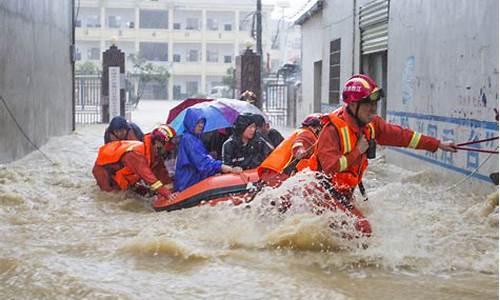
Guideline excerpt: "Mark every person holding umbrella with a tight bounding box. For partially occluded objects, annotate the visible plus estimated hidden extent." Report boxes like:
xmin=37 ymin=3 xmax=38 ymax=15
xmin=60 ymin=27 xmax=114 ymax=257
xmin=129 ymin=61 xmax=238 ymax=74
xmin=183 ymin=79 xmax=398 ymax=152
xmin=174 ymin=108 xmax=242 ymax=192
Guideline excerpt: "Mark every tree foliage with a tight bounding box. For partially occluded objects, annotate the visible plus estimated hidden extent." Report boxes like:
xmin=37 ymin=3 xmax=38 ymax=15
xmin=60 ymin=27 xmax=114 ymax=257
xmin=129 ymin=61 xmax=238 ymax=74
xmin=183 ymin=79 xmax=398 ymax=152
xmin=126 ymin=53 xmax=170 ymax=106
xmin=75 ymin=61 xmax=101 ymax=75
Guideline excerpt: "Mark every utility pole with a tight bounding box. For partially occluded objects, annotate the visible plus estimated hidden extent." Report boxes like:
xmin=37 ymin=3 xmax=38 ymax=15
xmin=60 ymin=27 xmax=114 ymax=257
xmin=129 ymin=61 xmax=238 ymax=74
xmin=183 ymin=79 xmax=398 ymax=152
xmin=256 ymin=0 xmax=263 ymax=59
xmin=256 ymin=0 xmax=263 ymax=108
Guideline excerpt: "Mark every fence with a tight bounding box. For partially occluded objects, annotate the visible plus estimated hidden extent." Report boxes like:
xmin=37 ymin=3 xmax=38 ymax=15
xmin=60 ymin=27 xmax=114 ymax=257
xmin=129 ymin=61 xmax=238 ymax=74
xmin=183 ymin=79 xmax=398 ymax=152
xmin=75 ymin=74 xmax=132 ymax=124
xmin=75 ymin=75 xmax=102 ymax=124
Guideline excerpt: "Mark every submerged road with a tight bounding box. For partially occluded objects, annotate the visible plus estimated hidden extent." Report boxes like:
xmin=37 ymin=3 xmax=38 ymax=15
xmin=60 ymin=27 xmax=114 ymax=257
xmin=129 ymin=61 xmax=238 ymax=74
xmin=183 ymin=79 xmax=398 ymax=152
xmin=0 ymin=100 xmax=497 ymax=299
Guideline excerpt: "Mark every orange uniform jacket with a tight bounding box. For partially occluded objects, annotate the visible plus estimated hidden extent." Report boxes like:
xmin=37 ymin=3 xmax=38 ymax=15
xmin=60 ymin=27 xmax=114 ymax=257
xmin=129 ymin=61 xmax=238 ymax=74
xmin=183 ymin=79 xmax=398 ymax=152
xmin=92 ymin=136 xmax=172 ymax=192
xmin=258 ymin=127 xmax=318 ymax=185
xmin=315 ymin=106 xmax=439 ymax=185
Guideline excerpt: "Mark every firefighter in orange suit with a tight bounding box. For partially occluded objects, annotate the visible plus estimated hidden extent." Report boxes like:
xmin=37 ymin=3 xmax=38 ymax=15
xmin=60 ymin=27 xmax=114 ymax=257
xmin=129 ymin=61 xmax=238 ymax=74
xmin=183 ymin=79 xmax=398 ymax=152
xmin=309 ymin=74 xmax=457 ymax=235
xmin=258 ymin=113 xmax=323 ymax=186
xmin=92 ymin=124 xmax=177 ymax=198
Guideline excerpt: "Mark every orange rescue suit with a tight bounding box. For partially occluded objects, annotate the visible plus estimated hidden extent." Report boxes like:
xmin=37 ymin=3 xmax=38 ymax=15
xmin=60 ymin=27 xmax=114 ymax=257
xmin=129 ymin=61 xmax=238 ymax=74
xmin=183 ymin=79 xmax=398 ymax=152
xmin=258 ymin=127 xmax=318 ymax=184
xmin=94 ymin=140 xmax=151 ymax=190
xmin=309 ymin=106 xmax=440 ymax=191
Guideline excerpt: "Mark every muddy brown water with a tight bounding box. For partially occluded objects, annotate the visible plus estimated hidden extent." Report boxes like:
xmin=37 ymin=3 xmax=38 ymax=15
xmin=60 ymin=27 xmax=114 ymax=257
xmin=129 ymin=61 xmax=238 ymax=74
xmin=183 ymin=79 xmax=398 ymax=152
xmin=0 ymin=101 xmax=497 ymax=299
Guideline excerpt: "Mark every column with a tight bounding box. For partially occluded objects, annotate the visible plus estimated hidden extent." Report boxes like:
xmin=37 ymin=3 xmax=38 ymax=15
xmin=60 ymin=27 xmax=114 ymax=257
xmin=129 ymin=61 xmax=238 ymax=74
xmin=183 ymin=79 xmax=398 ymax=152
xmin=168 ymin=8 xmax=175 ymax=100
xmin=234 ymin=10 xmax=240 ymax=59
xmin=168 ymin=74 xmax=174 ymax=101
xmin=134 ymin=6 xmax=140 ymax=53
xmin=201 ymin=9 xmax=207 ymax=94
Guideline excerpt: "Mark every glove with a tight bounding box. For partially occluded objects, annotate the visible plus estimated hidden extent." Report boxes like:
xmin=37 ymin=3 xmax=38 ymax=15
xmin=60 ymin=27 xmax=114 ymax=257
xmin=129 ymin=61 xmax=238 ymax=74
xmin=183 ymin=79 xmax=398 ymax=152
xmin=156 ymin=186 xmax=172 ymax=198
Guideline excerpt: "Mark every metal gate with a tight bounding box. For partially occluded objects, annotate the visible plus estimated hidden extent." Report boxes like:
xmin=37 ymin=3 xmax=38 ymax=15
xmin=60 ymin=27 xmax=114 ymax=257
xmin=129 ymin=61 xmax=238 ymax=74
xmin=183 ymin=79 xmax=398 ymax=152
xmin=263 ymin=83 xmax=288 ymax=127
xmin=75 ymin=75 xmax=102 ymax=124
xmin=75 ymin=74 xmax=133 ymax=124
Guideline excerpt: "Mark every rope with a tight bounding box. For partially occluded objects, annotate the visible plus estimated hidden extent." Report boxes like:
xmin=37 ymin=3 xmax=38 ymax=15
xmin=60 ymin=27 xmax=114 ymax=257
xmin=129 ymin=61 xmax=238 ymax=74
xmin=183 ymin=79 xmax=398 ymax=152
xmin=455 ymin=146 xmax=498 ymax=154
xmin=457 ymin=136 xmax=498 ymax=146
xmin=0 ymin=95 xmax=56 ymax=165
xmin=428 ymin=146 xmax=498 ymax=194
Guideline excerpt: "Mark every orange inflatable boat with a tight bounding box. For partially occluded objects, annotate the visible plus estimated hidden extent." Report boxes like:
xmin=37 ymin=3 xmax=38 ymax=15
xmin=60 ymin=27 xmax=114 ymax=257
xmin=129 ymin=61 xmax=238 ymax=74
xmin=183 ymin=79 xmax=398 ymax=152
xmin=152 ymin=169 xmax=260 ymax=211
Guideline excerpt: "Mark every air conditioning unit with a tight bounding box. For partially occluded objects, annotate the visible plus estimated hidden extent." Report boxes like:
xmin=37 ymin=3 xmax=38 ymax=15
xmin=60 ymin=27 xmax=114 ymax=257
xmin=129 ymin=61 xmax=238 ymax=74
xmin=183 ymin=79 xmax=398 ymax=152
xmin=152 ymin=31 xmax=156 ymax=37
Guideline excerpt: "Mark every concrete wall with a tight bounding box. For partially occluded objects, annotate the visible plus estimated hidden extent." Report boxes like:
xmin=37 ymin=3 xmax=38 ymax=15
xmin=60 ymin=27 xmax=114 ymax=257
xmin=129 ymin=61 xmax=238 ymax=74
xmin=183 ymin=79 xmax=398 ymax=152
xmin=0 ymin=0 xmax=73 ymax=163
xmin=298 ymin=12 xmax=323 ymax=126
xmin=385 ymin=0 xmax=499 ymax=186
xmin=298 ymin=0 xmax=498 ymax=188
xmin=299 ymin=0 xmax=374 ymax=125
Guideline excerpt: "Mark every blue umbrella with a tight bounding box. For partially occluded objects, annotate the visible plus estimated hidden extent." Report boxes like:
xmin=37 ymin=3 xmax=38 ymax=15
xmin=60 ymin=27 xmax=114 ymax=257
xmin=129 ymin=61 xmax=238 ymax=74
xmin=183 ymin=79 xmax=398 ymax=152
xmin=170 ymin=103 xmax=233 ymax=135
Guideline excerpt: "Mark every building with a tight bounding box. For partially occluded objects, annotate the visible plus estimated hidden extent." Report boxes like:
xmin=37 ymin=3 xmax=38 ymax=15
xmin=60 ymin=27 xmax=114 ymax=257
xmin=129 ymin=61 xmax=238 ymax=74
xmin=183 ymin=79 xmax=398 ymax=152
xmin=295 ymin=0 xmax=498 ymax=188
xmin=0 ymin=0 xmax=74 ymax=163
xmin=75 ymin=0 xmax=275 ymax=100
xmin=267 ymin=19 xmax=301 ymax=71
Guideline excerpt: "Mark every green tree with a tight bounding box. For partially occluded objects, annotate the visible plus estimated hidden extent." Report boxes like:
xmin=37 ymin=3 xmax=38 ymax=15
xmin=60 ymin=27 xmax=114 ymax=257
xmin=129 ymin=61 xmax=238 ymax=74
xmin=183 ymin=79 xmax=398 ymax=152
xmin=127 ymin=53 xmax=170 ymax=107
xmin=75 ymin=60 xmax=101 ymax=75
xmin=222 ymin=67 xmax=236 ymax=98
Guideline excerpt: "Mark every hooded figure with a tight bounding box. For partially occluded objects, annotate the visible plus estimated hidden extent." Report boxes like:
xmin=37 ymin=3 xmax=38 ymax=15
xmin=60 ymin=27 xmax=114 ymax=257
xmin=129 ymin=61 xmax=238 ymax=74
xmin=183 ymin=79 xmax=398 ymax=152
xmin=221 ymin=113 xmax=268 ymax=170
xmin=104 ymin=116 xmax=144 ymax=144
xmin=174 ymin=108 xmax=224 ymax=192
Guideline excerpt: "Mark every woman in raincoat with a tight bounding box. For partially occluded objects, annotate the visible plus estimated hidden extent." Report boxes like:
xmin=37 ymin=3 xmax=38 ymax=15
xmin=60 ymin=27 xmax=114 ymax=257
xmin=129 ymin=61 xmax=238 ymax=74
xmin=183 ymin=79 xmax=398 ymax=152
xmin=174 ymin=108 xmax=242 ymax=192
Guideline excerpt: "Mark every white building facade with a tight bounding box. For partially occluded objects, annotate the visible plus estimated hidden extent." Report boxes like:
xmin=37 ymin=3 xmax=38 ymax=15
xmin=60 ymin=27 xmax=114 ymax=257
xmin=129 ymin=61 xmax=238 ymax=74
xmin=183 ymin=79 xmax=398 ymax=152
xmin=295 ymin=0 xmax=498 ymax=189
xmin=76 ymin=0 xmax=274 ymax=100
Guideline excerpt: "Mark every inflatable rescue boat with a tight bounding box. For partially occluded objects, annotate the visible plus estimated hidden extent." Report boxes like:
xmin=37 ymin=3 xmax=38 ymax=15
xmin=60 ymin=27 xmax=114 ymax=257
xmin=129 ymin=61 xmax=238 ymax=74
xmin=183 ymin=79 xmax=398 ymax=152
xmin=152 ymin=169 xmax=260 ymax=211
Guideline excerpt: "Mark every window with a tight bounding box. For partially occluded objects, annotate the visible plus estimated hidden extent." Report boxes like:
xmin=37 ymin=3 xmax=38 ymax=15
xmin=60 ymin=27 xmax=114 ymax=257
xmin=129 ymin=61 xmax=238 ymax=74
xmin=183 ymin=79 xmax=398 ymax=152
xmin=88 ymin=48 xmax=100 ymax=60
xmin=207 ymin=19 xmax=218 ymax=31
xmin=329 ymin=38 xmax=341 ymax=104
xmin=139 ymin=10 xmax=168 ymax=29
xmin=186 ymin=81 xmax=199 ymax=96
xmin=86 ymin=15 xmax=100 ymax=28
xmin=143 ymin=82 xmax=167 ymax=99
xmin=207 ymin=50 xmax=218 ymax=62
xmin=173 ymin=23 xmax=181 ymax=30
xmin=224 ymin=24 xmax=232 ymax=31
xmin=224 ymin=55 xmax=232 ymax=63
xmin=139 ymin=42 xmax=168 ymax=61
xmin=239 ymin=12 xmax=253 ymax=31
xmin=75 ymin=48 xmax=82 ymax=61
xmin=173 ymin=54 xmax=181 ymax=62
xmin=187 ymin=50 xmax=199 ymax=62
xmin=186 ymin=18 xmax=199 ymax=30
xmin=173 ymin=85 xmax=182 ymax=99
xmin=75 ymin=20 xmax=82 ymax=27
xmin=108 ymin=16 xmax=121 ymax=28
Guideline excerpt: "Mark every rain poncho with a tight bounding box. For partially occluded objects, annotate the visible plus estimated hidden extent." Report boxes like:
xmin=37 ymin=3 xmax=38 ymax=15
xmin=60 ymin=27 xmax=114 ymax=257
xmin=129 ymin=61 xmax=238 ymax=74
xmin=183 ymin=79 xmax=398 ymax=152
xmin=174 ymin=109 xmax=222 ymax=192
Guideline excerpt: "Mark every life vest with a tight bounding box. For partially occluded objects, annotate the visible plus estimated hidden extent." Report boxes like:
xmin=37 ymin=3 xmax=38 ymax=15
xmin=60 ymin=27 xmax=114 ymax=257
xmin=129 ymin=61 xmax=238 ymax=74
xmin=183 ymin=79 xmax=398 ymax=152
xmin=309 ymin=111 xmax=376 ymax=190
xmin=95 ymin=138 xmax=153 ymax=190
xmin=257 ymin=128 xmax=315 ymax=177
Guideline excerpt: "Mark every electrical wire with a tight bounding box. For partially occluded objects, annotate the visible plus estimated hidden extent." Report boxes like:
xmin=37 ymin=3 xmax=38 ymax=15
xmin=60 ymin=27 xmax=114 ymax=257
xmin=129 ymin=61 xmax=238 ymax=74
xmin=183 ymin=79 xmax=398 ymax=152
xmin=0 ymin=95 xmax=56 ymax=165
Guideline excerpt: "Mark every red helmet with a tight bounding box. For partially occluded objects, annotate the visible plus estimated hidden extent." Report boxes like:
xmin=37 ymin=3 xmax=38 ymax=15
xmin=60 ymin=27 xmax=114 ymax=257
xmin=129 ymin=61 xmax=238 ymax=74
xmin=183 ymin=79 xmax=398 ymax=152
xmin=301 ymin=113 xmax=322 ymax=128
xmin=342 ymin=74 xmax=384 ymax=104
xmin=152 ymin=124 xmax=176 ymax=143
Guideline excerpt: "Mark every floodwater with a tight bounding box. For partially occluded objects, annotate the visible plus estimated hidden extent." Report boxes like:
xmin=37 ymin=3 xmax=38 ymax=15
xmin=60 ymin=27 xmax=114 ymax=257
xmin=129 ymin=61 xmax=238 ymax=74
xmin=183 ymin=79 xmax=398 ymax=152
xmin=0 ymin=101 xmax=498 ymax=299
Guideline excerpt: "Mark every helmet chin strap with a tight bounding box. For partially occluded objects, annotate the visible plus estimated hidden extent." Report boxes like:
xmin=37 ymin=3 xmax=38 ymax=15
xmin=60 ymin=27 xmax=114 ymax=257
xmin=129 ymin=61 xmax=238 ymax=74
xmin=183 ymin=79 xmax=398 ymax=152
xmin=347 ymin=103 xmax=367 ymax=127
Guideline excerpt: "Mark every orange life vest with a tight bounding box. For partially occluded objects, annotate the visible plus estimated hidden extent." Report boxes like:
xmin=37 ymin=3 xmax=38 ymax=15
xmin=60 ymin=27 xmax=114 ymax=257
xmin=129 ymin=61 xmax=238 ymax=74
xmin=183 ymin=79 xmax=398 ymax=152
xmin=95 ymin=138 xmax=152 ymax=190
xmin=309 ymin=111 xmax=376 ymax=190
xmin=257 ymin=128 xmax=315 ymax=177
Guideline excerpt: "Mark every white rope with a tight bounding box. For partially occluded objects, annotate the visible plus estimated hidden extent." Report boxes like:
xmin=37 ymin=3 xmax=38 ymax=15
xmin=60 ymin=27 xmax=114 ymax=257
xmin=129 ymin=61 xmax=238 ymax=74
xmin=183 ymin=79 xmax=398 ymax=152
xmin=430 ymin=146 xmax=498 ymax=194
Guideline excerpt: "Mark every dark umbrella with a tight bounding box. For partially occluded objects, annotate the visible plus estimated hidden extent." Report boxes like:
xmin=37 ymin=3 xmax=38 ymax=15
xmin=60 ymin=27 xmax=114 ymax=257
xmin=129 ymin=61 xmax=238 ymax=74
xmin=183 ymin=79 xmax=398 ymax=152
xmin=166 ymin=98 xmax=213 ymax=124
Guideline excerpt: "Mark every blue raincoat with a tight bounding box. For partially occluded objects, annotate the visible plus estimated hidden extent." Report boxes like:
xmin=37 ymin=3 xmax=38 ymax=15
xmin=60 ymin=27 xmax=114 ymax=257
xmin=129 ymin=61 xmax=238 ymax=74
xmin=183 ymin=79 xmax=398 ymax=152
xmin=174 ymin=108 xmax=223 ymax=192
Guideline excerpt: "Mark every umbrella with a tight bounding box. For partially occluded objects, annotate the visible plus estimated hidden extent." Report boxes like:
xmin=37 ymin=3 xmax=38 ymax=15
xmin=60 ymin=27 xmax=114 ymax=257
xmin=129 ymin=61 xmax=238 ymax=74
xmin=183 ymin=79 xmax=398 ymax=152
xmin=170 ymin=98 xmax=268 ymax=135
xmin=215 ymin=98 xmax=268 ymax=122
xmin=166 ymin=98 xmax=213 ymax=124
